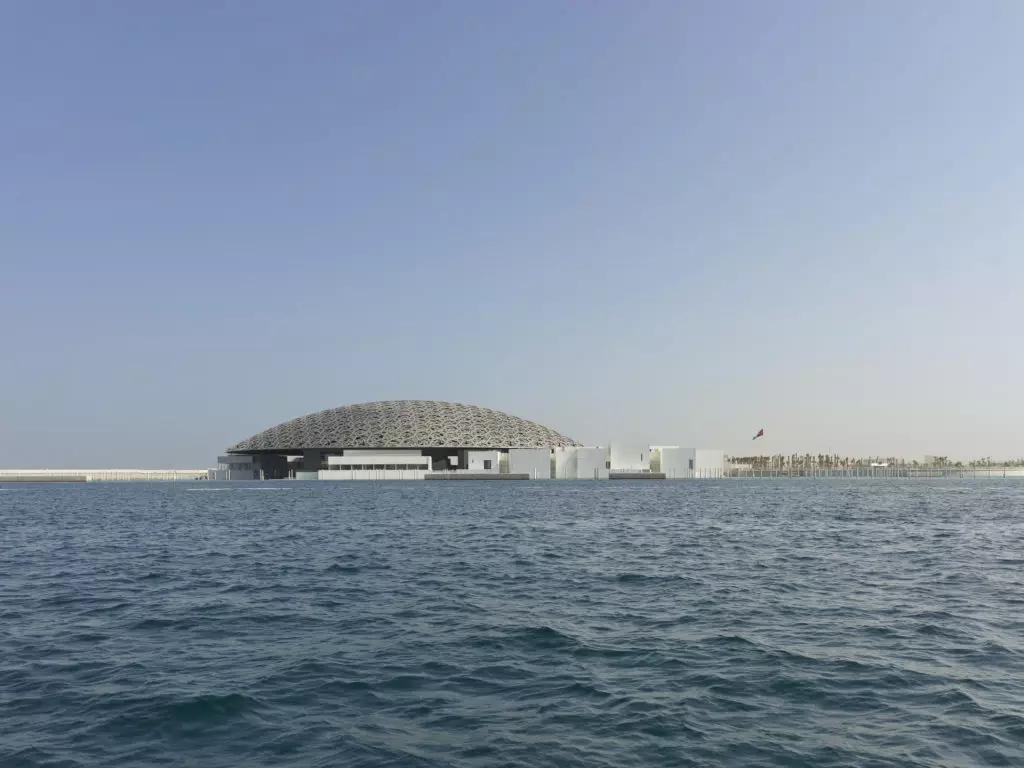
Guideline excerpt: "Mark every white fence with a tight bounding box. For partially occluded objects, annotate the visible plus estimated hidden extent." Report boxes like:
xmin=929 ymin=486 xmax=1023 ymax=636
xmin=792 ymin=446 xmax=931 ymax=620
xmin=0 ymin=469 xmax=210 ymax=482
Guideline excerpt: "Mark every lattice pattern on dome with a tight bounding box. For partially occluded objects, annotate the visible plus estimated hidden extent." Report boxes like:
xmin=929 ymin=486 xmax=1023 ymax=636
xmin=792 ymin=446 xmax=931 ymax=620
xmin=228 ymin=400 xmax=581 ymax=452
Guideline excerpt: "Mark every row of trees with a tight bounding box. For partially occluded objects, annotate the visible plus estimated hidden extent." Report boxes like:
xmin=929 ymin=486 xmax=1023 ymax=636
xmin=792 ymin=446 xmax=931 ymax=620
xmin=964 ymin=457 xmax=1024 ymax=467
xmin=726 ymin=454 xmax=1024 ymax=470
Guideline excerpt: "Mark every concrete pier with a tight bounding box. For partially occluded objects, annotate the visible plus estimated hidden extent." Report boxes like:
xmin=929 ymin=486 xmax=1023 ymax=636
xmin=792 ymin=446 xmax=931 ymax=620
xmin=0 ymin=469 xmax=210 ymax=483
xmin=425 ymin=473 xmax=531 ymax=480
xmin=609 ymin=472 xmax=667 ymax=480
xmin=728 ymin=467 xmax=1024 ymax=479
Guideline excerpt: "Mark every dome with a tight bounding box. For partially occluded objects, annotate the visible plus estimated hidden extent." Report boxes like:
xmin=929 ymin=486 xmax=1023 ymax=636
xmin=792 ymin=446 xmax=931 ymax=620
xmin=228 ymin=400 xmax=580 ymax=453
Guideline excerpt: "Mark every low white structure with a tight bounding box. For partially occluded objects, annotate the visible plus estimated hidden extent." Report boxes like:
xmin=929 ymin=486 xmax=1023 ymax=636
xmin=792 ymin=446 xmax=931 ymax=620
xmin=509 ymin=448 xmax=551 ymax=479
xmin=207 ymin=444 xmax=727 ymax=481
xmin=553 ymin=446 xmax=575 ymax=479
xmin=320 ymin=450 xmax=431 ymax=480
xmin=652 ymin=446 xmax=685 ymax=478
xmin=576 ymin=447 xmax=609 ymax=480
xmin=211 ymin=455 xmax=260 ymax=480
xmin=212 ymin=440 xmax=723 ymax=482
xmin=648 ymin=447 xmax=726 ymax=478
xmin=554 ymin=446 xmax=609 ymax=479
xmin=465 ymin=450 xmax=500 ymax=473
xmin=609 ymin=444 xmax=651 ymax=472
xmin=688 ymin=448 xmax=726 ymax=478
xmin=1 ymin=469 xmax=210 ymax=482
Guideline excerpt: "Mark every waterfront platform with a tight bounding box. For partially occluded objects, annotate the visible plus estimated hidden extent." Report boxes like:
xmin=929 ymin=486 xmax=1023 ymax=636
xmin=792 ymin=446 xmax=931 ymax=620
xmin=0 ymin=469 xmax=210 ymax=482
xmin=425 ymin=473 xmax=531 ymax=480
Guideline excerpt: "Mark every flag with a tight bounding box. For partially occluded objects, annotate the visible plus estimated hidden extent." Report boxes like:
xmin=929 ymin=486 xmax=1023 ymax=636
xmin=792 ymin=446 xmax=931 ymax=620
xmin=753 ymin=428 xmax=764 ymax=440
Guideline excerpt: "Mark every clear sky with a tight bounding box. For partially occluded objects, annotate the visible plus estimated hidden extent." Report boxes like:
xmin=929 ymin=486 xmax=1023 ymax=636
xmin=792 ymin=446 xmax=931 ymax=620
xmin=2 ymin=1 xmax=1022 ymax=467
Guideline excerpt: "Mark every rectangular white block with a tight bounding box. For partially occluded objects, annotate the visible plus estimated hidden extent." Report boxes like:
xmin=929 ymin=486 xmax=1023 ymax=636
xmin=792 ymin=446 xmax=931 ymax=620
xmin=553 ymin=446 xmax=577 ymax=479
xmin=609 ymin=444 xmax=650 ymax=472
xmin=466 ymin=451 xmax=499 ymax=473
xmin=318 ymin=469 xmax=429 ymax=480
xmin=693 ymin=449 xmax=725 ymax=478
xmin=508 ymin=448 xmax=551 ymax=479
xmin=659 ymin=447 xmax=688 ymax=479
xmin=677 ymin=448 xmax=726 ymax=478
xmin=575 ymin=447 xmax=608 ymax=479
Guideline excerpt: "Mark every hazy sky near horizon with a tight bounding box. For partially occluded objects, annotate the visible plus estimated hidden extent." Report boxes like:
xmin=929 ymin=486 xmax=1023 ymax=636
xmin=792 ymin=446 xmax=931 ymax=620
xmin=2 ymin=1 xmax=1023 ymax=467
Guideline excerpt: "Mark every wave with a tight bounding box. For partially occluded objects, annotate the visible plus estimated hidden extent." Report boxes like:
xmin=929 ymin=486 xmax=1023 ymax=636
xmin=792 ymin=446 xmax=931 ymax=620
xmin=186 ymin=487 xmax=292 ymax=492
xmin=6 ymin=481 xmax=1024 ymax=767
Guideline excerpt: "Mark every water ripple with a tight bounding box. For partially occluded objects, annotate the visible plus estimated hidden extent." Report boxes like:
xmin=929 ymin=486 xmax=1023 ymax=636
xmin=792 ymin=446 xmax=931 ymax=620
xmin=2 ymin=480 xmax=1024 ymax=766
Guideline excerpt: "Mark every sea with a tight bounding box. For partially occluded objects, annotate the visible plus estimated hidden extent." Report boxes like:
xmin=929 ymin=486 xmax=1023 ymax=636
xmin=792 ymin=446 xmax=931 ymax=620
xmin=2 ymin=480 xmax=1023 ymax=767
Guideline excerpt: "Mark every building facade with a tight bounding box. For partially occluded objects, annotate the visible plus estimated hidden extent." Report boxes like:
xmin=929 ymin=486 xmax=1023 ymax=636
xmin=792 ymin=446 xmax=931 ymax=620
xmin=213 ymin=400 xmax=724 ymax=481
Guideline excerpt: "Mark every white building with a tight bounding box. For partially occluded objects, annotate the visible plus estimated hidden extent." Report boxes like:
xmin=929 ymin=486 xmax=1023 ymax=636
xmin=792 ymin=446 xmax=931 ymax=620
xmin=214 ymin=399 xmax=726 ymax=482
xmin=465 ymin=450 xmax=500 ymax=473
xmin=554 ymin=446 xmax=609 ymax=480
xmin=319 ymin=450 xmax=431 ymax=480
xmin=609 ymin=444 xmax=651 ymax=472
xmin=210 ymin=455 xmax=260 ymax=481
xmin=508 ymin=448 xmax=551 ymax=479
xmin=687 ymin=448 xmax=726 ymax=478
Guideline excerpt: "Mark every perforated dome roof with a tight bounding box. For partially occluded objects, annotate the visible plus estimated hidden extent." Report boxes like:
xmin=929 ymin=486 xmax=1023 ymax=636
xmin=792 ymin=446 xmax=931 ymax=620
xmin=228 ymin=400 xmax=580 ymax=452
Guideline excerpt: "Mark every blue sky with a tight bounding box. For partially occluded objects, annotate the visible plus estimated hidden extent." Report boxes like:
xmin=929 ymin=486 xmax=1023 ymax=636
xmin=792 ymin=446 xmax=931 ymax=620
xmin=2 ymin=1 xmax=1022 ymax=467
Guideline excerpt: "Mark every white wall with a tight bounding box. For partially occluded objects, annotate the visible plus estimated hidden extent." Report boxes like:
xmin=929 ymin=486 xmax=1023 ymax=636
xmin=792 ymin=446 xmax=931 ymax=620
xmin=509 ymin=448 xmax=551 ymax=479
xmin=326 ymin=450 xmax=429 ymax=470
xmin=609 ymin=444 xmax=650 ymax=472
xmin=339 ymin=449 xmax=425 ymax=458
xmin=217 ymin=455 xmax=258 ymax=472
xmin=694 ymin=449 xmax=725 ymax=478
xmin=466 ymin=450 xmax=499 ymax=472
xmin=319 ymin=468 xmax=429 ymax=480
xmin=575 ymin=447 xmax=609 ymax=479
xmin=213 ymin=455 xmax=261 ymax=480
xmin=553 ymin=446 xmax=577 ymax=479
xmin=677 ymin=448 xmax=725 ymax=478
xmin=658 ymin=447 xmax=688 ymax=479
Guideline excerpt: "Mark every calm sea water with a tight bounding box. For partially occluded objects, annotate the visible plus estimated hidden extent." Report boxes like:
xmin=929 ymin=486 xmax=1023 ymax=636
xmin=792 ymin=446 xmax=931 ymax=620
xmin=2 ymin=480 xmax=1024 ymax=767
